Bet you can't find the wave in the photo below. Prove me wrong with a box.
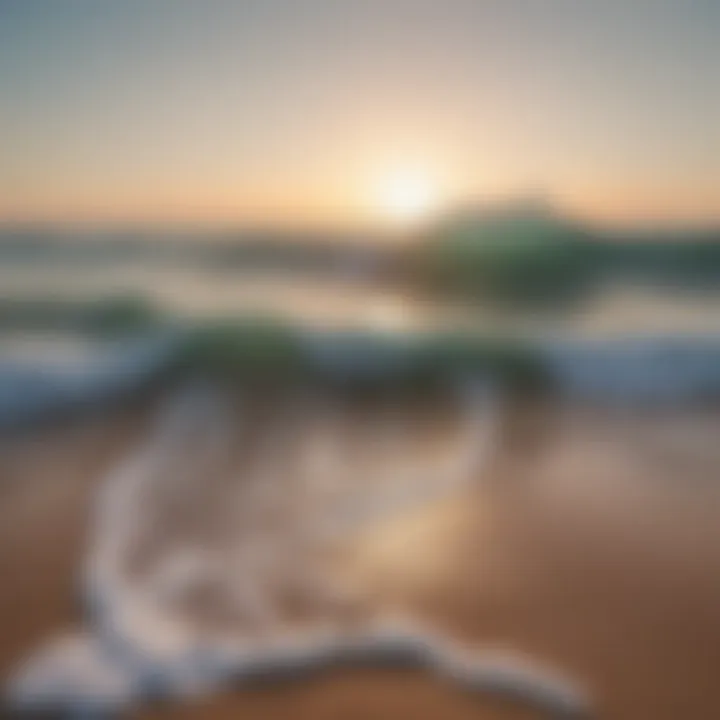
[0,329,719,430]
[0,332,181,428]
[540,336,720,403]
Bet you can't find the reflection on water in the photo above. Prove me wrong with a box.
[2,261,720,337]
[0,333,121,368]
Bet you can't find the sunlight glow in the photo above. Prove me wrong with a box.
[373,169,441,225]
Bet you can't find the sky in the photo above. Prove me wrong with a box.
[0,0,718,229]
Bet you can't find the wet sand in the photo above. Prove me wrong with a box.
[2,397,720,719]
[0,405,154,683]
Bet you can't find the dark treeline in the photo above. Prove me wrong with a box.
[593,238,720,288]
[0,226,388,276]
[404,203,720,305]
[1,210,719,301]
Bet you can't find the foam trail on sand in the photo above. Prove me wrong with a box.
[6,380,592,718]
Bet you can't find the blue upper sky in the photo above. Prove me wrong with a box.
[1,0,718,228]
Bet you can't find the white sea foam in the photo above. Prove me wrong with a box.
[4,378,594,718]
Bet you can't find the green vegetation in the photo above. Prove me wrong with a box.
[0,289,550,394]
[172,316,308,380]
[596,239,720,289]
[409,331,551,394]
[169,320,549,394]
[409,201,720,305]
[410,202,595,306]
[0,295,161,336]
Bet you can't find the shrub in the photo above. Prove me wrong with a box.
[0,295,159,336]
[410,331,551,394]
[173,316,307,380]
[412,201,594,306]
[80,296,160,336]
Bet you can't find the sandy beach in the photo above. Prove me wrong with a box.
[2,396,720,719]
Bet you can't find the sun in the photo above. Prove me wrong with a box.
[373,169,441,225]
